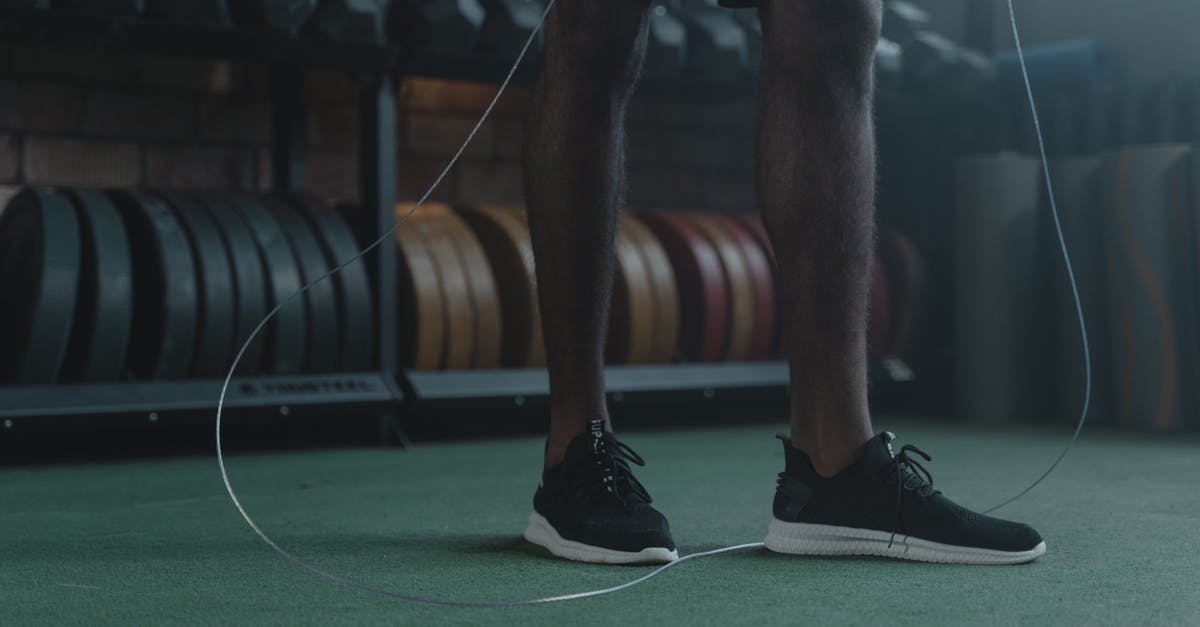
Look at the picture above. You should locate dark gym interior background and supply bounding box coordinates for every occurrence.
[2,1,1199,623]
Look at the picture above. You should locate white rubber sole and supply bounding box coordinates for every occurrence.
[522,512,679,564]
[764,519,1046,565]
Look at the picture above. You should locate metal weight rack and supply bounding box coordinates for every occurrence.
[3,7,981,436]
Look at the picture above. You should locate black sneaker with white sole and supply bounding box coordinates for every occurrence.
[765,432,1046,564]
[523,419,678,564]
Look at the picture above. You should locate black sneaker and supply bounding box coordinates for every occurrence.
[523,419,678,564]
[765,432,1046,564]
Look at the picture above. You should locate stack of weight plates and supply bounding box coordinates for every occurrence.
[387,204,931,369]
[638,211,776,363]
[391,203,691,370]
[0,187,375,384]
[393,201,503,371]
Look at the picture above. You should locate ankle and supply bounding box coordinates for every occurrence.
[791,435,869,479]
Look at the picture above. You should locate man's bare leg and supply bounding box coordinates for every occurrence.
[524,1,650,469]
[757,0,882,477]
[757,2,1045,564]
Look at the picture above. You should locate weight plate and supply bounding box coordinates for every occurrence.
[264,196,340,374]
[687,213,755,362]
[435,205,503,369]
[159,193,237,379]
[289,193,375,372]
[0,188,81,383]
[195,194,267,375]
[877,229,927,359]
[610,219,658,365]
[731,212,775,264]
[712,213,776,362]
[731,212,781,356]
[869,256,892,361]
[410,205,475,370]
[61,188,133,382]
[109,190,197,380]
[621,213,680,364]
[227,195,307,375]
[457,204,545,368]
[505,207,548,366]
[394,202,446,371]
[639,212,728,363]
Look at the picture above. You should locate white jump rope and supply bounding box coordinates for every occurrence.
[216,0,1090,607]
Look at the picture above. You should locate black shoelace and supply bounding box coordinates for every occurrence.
[878,443,942,548]
[567,433,653,508]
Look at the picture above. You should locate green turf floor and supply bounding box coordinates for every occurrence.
[3,417,1199,625]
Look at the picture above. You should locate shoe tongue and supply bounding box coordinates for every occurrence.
[856,431,897,473]
[563,418,609,461]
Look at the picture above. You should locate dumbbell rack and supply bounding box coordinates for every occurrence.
[0,8,404,431]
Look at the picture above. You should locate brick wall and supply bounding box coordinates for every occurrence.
[0,40,757,215]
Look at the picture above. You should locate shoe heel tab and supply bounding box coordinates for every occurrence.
[776,436,819,476]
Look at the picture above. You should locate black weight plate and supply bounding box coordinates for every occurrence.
[61,189,133,382]
[196,195,267,376]
[0,188,81,384]
[161,193,237,379]
[288,193,374,371]
[109,190,198,381]
[227,195,308,375]
[264,196,340,373]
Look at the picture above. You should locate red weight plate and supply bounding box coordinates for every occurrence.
[687,213,755,362]
[638,211,728,363]
[712,214,776,361]
[732,213,775,264]
[621,213,680,364]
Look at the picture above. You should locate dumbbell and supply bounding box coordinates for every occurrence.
[904,31,996,97]
[875,37,903,94]
[672,0,751,78]
[728,8,761,73]
[882,0,931,49]
[644,2,688,78]
[51,0,145,16]
[147,0,234,30]
[231,0,319,34]
[388,0,485,56]
[475,0,542,61]
[304,0,387,45]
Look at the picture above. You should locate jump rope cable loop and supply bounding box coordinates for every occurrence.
[215,0,1089,605]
